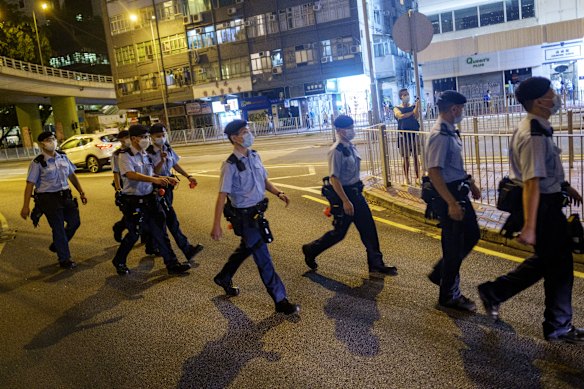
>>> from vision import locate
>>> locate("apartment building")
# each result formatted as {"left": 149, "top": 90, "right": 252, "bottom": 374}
{"left": 102, "top": 0, "right": 411, "bottom": 129}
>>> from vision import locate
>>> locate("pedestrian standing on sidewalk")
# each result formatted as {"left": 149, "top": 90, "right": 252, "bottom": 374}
{"left": 426, "top": 91, "right": 482, "bottom": 312}
{"left": 393, "top": 89, "right": 421, "bottom": 185}
{"left": 20, "top": 131, "right": 87, "bottom": 269}
{"left": 112, "top": 124, "right": 191, "bottom": 276}
{"left": 478, "top": 77, "right": 584, "bottom": 344}
{"left": 210, "top": 119, "right": 299, "bottom": 315}
{"left": 302, "top": 115, "right": 398, "bottom": 276}
{"left": 112, "top": 130, "right": 130, "bottom": 243}
{"left": 148, "top": 123, "right": 204, "bottom": 262}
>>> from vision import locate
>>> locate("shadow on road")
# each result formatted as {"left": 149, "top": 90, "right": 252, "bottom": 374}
{"left": 24, "top": 265, "right": 170, "bottom": 350}
{"left": 303, "top": 271, "right": 384, "bottom": 357}
{"left": 446, "top": 312, "right": 584, "bottom": 387}
{"left": 177, "top": 297, "right": 287, "bottom": 389}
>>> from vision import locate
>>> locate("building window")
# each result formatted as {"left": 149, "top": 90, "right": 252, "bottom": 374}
{"left": 479, "top": 2, "right": 504, "bottom": 26}
{"left": 521, "top": 0, "right": 535, "bottom": 18}
{"left": 315, "top": 0, "right": 350, "bottom": 24}
{"left": 294, "top": 44, "right": 317, "bottom": 66}
{"left": 117, "top": 77, "right": 140, "bottom": 96}
{"left": 221, "top": 57, "right": 250, "bottom": 79}
{"left": 505, "top": 0, "right": 520, "bottom": 21}
{"left": 246, "top": 14, "right": 268, "bottom": 38}
{"left": 279, "top": 3, "right": 316, "bottom": 32}
{"left": 136, "top": 41, "right": 159, "bottom": 62}
{"left": 193, "top": 63, "right": 220, "bottom": 84}
{"left": 166, "top": 66, "right": 192, "bottom": 88}
{"left": 216, "top": 19, "right": 245, "bottom": 44}
{"left": 440, "top": 11, "right": 453, "bottom": 33}
{"left": 250, "top": 51, "right": 274, "bottom": 75}
{"left": 161, "top": 33, "right": 187, "bottom": 55}
{"left": 156, "top": 1, "right": 184, "bottom": 21}
{"left": 320, "top": 36, "right": 355, "bottom": 62}
{"left": 428, "top": 14, "right": 440, "bottom": 34}
{"left": 185, "top": 0, "right": 211, "bottom": 15}
{"left": 140, "top": 73, "right": 161, "bottom": 91}
{"left": 187, "top": 26, "right": 216, "bottom": 49}
{"left": 110, "top": 14, "right": 130, "bottom": 35}
{"left": 454, "top": 7, "right": 478, "bottom": 31}
{"left": 114, "top": 45, "right": 135, "bottom": 66}
{"left": 373, "top": 41, "right": 390, "bottom": 57}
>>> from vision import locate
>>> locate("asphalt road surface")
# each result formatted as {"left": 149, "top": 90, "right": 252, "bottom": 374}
{"left": 1, "top": 134, "right": 583, "bottom": 389}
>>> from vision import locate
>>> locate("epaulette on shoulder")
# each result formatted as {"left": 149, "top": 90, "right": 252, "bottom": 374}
{"left": 335, "top": 143, "right": 351, "bottom": 157}
{"left": 226, "top": 153, "right": 246, "bottom": 172}
{"left": 56, "top": 150, "right": 67, "bottom": 155}
{"left": 530, "top": 119, "right": 551, "bottom": 137}
{"left": 33, "top": 154, "right": 47, "bottom": 167}
{"left": 439, "top": 123, "right": 454, "bottom": 136}
{"left": 119, "top": 148, "right": 133, "bottom": 156}
{"left": 146, "top": 145, "right": 156, "bottom": 155}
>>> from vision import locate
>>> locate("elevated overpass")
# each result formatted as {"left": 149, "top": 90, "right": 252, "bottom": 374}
{"left": 0, "top": 56, "right": 116, "bottom": 141}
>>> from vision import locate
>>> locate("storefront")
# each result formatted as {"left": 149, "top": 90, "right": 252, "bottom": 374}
{"left": 542, "top": 40, "right": 583, "bottom": 103}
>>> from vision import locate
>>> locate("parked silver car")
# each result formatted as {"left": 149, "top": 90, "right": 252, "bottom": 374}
{"left": 59, "top": 133, "right": 120, "bottom": 173}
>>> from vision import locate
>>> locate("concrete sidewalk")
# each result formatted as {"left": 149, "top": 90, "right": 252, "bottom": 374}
{"left": 362, "top": 177, "right": 584, "bottom": 264}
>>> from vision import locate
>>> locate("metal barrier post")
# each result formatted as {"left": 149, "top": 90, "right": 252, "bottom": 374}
{"left": 568, "top": 110, "right": 574, "bottom": 170}
{"left": 182, "top": 130, "right": 188, "bottom": 144}
{"left": 379, "top": 124, "right": 391, "bottom": 187}
{"left": 201, "top": 127, "right": 206, "bottom": 143}
{"left": 473, "top": 117, "right": 481, "bottom": 179}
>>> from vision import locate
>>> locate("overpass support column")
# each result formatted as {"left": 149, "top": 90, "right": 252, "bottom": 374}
{"left": 15, "top": 104, "right": 43, "bottom": 146}
{"left": 51, "top": 96, "right": 79, "bottom": 140}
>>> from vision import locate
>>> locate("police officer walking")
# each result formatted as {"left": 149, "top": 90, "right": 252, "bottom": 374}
{"left": 112, "top": 124, "right": 191, "bottom": 275}
{"left": 302, "top": 115, "right": 398, "bottom": 275}
{"left": 148, "top": 123, "right": 204, "bottom": 261}
{"left": 478, "top": 77, "right": 584, "bottom": 343}
{"left": 20, "top": 131, "right": 87, "bottom": 269}
{"left": 426, "top": 91, "right": 482, "bottom": 312}
{"left": 210, "top": 119, "right": 299, "bottom": 315}
{"left": 112, "top": 129, "right": 130, "bottom": 243}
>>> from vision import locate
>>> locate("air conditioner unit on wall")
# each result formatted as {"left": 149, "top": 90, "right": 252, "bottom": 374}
{"left": 183, "top": 15, "right": 191, "bottom": 24}
{"left": 350, "top": 45, "right": 361, "bottom": 54}
{"left": 227, "top": 7, "right": 237, "bottom": 16}
{"left": 244, "top": 20, "right": 252, "bottom": 27}
{"left": 321, "top": 56, "right": 330, "bottom": 63}
{"left": 192, "top": 13, "right": 202, "bottom": 23}
{"left": 258, "top": 51, "right": 266, "bottom": 57}
{"left": 313, "top": 4, "right": 321, "bottom": 11}
{"left": 235, "top": 0, "right": 244, "bottom": 4}
{"left": 268, "top": 14, "right": 277, "bottom": 22}
{"left": 272, "top": 67, "right": 282, "bottom": 75}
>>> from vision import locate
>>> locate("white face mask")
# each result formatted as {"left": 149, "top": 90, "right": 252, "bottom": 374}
{"left": 42, "top": 140, "right": 57, "bottom": 152}
{"left": 401, "top": 96, "right": 410, "bottom": 104}
{"left": 344, "top": 128, "right": 355, "bottom": 141}
{"left": 541, "top": 94, "right": 562, "bottom": 115}
{"left": 138, "top": 138, "right": 150, "bottom": 150}
{"left": 241, "top": 132, "right": 254, "bottom": 148}
{"left": 154, "top": 136, "right": 166, "bottom": 146}
{"left": 453, "top": 114, "right": 464, "bottom": 124}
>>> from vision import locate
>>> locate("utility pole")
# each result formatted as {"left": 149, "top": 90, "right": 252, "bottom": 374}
{"left": 360, "top": 0, "right": 381, "bottom": 124}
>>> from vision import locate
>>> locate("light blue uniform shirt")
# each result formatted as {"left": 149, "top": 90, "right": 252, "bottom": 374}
{"left": 328, "top": 141, "right": 361, "bottom": 186}
{"left": 219, "top": 149, "right": 268, "bottom": 208}
{"left": 425, "top": 118, "right": 468, "bottom": 184}
{"left": 149, "top": 144, "right": 180, "bottom": 177}
{"left": 510, "top": 113, "right": 564, "bottom": 194}
{"left": 26, "top": 151, "right": 76, "bottom": 193}
{"left": 118, "top": 146, "right": 154, "bottom": 196}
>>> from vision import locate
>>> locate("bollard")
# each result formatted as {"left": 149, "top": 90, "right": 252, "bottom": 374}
{"left": 473, "top": 117, "right": 481, "bottom": 180}
{"left": 379, "top": 124, "right": 391, "bottom": 188}
{"left": 568, "top": 110, "right": 574, "bottom": 170}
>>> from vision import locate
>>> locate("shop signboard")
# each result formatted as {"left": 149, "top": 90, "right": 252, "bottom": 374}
{"left": 460, "top": 54, "right": 497, "bottom": 73}
{"left": 544, "top": 42, "right": 582, "bottom": 62}
{"left": 186, "top": 102, "right": 212, "bottom": 115}
{"left": 304, "top": 81, "right": 326, "bottom": 96}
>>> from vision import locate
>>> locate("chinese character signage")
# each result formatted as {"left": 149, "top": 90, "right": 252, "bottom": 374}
{"left": 304, "top": 81, "right": 326, "bottom": 96}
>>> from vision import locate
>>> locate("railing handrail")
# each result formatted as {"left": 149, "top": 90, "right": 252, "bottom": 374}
{"left": 0, "top": 55, "right": 113, "bottom": 84}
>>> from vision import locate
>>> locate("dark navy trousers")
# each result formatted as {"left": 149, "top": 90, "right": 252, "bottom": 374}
{"left": 217, "top": 224, "right": 287, "bottom": 303}
{"left": 114, "top": 195, "right": 177, "bottom": 266}
{"left": 480, "top": 194, "right": 574, "bottom": 338}
{"left": 162, "top": 187, "right": 191, "bottom": 257}
{"left": 304, "top": 190, "right": 385, "bottom": 270}
{"left": 37, "top": 191, "right": 80, "bottom": 263}
{"left": 430, "top": 195, "right": 480, "bottom": 303}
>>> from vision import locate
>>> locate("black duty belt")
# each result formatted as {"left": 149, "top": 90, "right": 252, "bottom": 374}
{"left": 36, "top": 189, "right": 72, "bottom": 197}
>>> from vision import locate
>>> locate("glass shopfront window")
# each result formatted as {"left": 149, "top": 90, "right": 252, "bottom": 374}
{"left": 441, "top": 11, "right": 453, "bottom": 33}
{"left": 505, "top": 0, "right": 520, "bottom": 21}
{"left": 480, "top": 2, "right": 504, "bottom": 26}
{"left": 455, "top": 7, "right": 478, "bottom": 31}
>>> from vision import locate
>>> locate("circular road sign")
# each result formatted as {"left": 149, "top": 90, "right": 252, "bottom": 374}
{"left": 392, "top": 11, "right": 434, "bottom": 53}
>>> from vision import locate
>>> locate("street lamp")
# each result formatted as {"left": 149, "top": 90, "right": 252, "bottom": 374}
{"left": 32, "top": 2, "right": 48, "bottom": 69}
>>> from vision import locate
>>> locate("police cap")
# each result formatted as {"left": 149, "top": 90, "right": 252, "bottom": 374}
{"left": 149, "top": 123, "right": 167, "bottom": 135}
{"left": 333, "top": 115, "right": 354, "bottom": 129}
{"left": 117, "top": 130, "right": 129, "bottom": 139}
{"left": 515, "top": 77, "right": 551, "bottom": 105}
{"left": 224, "top": 119, "right": 247, "bottom": 136}
{"left": 436, "top": 90, "right": 467, "bottom": 109}
{"left": 128, "top": 124, "right": 149, "bottom": 137}
{"left": 37, "top": 131, "right": 55, "bottom": 142}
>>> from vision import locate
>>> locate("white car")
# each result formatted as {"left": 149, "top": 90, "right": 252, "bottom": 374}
{"left": 59, "top": 133, "right": 120, "bottom": 173}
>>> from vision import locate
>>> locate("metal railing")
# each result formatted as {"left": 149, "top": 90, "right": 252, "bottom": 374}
{"left": 0, "top": 55, "right": 113, "bottom": 84}
{"left": 361, "top": 110, "right": 584, "bottom": 217}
